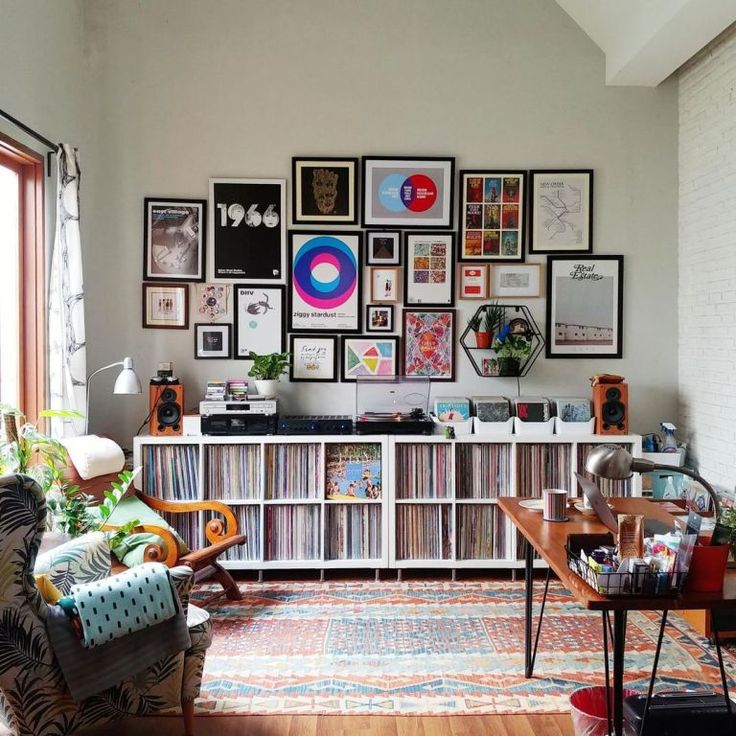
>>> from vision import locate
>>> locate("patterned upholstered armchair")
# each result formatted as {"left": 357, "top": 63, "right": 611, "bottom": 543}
{"left": 0, "top": 474, "right": 212, "bottom": 736}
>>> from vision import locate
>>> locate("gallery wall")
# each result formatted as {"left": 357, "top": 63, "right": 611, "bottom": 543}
{"left": 74, "top": 0, "right": 678, "bottom": 443}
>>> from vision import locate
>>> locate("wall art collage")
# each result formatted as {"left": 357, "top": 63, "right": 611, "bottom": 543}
{"left": 140, "top": 158, "right": 622, "bottom": 381}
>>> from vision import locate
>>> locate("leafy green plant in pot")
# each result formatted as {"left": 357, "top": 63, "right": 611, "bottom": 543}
{"left": 718, "top": 506, "right": 736, "bottom": 562}
{"left": 466, "top": 312, "right": 485, "bottom": 348}
{"left": 477, "top": 301, "right": 505, "bottom": 349}
{"left": 492, "top": 326, "right": 532, "bottom": 377}
{"left": 247, "top": 351, "right": 291, "bottom": 396}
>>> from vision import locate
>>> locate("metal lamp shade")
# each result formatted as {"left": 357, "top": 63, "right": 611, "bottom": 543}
{"left": 584, "top": 444, "right": 635, "bottom": 480}
{"left": 112, "top": 357, "right": 142, "bottom": 395}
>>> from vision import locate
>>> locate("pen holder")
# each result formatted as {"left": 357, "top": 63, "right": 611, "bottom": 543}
{"left": 684, "top": 544, "right": 729, "bottom": 593}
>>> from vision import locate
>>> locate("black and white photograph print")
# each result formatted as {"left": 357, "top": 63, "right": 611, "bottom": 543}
{"left": 366, "top": 231, "right": 401, "bottom": 265}
{"left": 234, "top": 285, "right": 285, "bottom": 359}
{"left": 144, "top": 198, "right": 206, "bottom": 281}
{"left": 194, "top": 323, "right": 232, "bottom": 359}
{"left": 546, "top": 255, "right": 623, "bottom": 359}
{"left": 209, "top": 178, "right": 286, "bottom": 283}
{"left": 366, "top": 304, "right": 394, "bottom": 333}
{"left": 292, "top": 157, "right": 359, "bottom": 224}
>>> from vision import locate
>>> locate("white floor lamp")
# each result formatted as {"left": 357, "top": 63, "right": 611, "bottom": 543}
{"left": 85, "top": 357, "right": 142, "bottom": 434}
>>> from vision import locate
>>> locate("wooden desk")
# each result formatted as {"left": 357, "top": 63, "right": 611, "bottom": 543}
{"left": 499, "top": 497, "right": 736, "bottom": 736}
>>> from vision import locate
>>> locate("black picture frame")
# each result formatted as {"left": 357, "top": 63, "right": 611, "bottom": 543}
{"left": 528, "top": 169, "right": 594, "bottom": 255}
{"left": 233, "top": 285, "right": 286, "bottom": 359}
{"left": 340, "top": 335, "right": 400, "bottom": 382}
{"left": 545, "top": 255, "right": 623, "bottom": 359}
{"left": 143, "top": 197, "right": 206, "bottom": 282}
{"left": 366, "top": 230, "right": 401, "bottom": 265}
{"left": 362, "top": 156, "right": 455, "bottom": 229}
{"left": 289, "top": 334, "right": 339, "bottom": 382}
{"left": 291, "top": 157, "right": 359, "bottom": 225}
{"left": 365, "top": 304, "right": 395, "bottom": 333}
{"left": 457, "top": 170, "right": 526, "bottom": 263}
{"left": 288, "top": 230, "right": 363, "bottom": 334}
{"left": 194, "top": 322, "right": 232, "bottom": 359}
{"left": 403, "top": 231, "right": 456, "bottom": 307}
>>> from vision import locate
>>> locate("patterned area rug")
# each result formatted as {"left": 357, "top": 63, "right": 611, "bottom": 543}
{"left": 193, "top": 580, "right": 736, "bottom": 715}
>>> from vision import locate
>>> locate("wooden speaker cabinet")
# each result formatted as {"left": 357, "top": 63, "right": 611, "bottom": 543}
{"left": 149, "top": 383, "right": 184, "bottom": 436}
{"left": 593, "top": 382, "right": 628, "bottom": 435}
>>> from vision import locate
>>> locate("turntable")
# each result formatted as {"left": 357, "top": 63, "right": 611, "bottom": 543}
{"left": 354, "top": 376, "right": 433, "bottom": 435}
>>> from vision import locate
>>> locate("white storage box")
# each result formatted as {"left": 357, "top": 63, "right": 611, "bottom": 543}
{"left": 641, "top": 450, "right": 685, "bottom": 467}
{"left": 430, "top": 414, "right": 473, "bottom": 436}
{"left": 513, "top": 417, "right": 555, "bottom": 436}
{"left": 554, "top": 417, "right": 595, "bottom": 435}
{"left": 473, "top": 416, "right": 514, "bottom": 436}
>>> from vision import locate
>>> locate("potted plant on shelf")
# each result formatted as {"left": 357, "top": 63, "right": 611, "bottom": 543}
{"left": 247, "top": 351, "right": 290, "bottom": 396}
{"left": 466, "top": 312, "right": 485, "bottom": 348}
{"left": 481, "top": 301, "right": 505, "bottom": 348}
{"left": 492, "top": 325, "right": 532, "bottom": 377}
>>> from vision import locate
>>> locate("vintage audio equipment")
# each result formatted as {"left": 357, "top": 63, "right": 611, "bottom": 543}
{"left": 623, "top": 692, "right": 736, "bottom": 735}
{"left": 278, "top": 415, "right": 354, "bottom": 435}
{"left": 149, "top": 383, "right": 184, "bottom": 436}
{"left": 183, "top": 415, "right": 202, "bottom": 436}
{"left": 593, "top": 381, "right": 628, "bottom": 434}
{"left": 150, "top": 361, "right": 178, "bottom": 384}
{"left": 201, "top": 413, "right": 277, "bottom": 436}
{"left": 355, "top": 408, "right": 433, "bottom": 435}
{"left": 199, "top": 399, "right": 277, "bottom": 416}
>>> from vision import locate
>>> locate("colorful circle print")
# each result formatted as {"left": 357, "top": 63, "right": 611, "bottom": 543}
{"left": 293, "top": 235, "right": 358, "bottom": 309}
{"left": 378, "top": 173, "right": 438, "bottom": 213}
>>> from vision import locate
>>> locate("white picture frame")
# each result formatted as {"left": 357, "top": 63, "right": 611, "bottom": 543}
{"left": 403, "top": 232, "right": 455, "bottom": 307}
{"left": 490, "top": 264, "right": 542, "bottom": 298}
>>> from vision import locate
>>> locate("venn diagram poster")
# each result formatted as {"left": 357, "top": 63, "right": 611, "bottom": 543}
{"left": 363, "top": 158, "right": 454, "bottom": 228}
{"left": 289, "top": 232, "right": 362, "bottom": 333}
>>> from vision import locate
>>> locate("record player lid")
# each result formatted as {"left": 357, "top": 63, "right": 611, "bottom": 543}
{"left": 355, "top": 376, "right": 430, "bottom": 420}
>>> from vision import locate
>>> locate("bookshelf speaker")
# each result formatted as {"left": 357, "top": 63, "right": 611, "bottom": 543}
{"left": 149, "top": 384, "right": 184, "bottom": 436}
{"left": 593, "top": 382, "right": 628, "bottom": 435}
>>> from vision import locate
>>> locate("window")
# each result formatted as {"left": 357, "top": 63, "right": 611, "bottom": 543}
{"left": 0, "top": 133, "right": 45, "bottom": 418}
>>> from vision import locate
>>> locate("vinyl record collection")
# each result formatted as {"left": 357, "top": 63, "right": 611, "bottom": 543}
{"left": 455, "top": 443, "right": 512, "bottom": 499}
{"left": 205, "top": 444, "right": 261, "bottom": 500}
{"left": 516, "top": 443, "right": 572, "bottom": 497}
{"left": 396, "top": 504, "right": 452, "bottom": 560}
{"left": 577, "top": 443, "right": 634, "bottom": 497}
{"left": 265, "top": 443, "right": 321, "bottom": 500}
{"left": 215, "top": 506, "right": 261, "bottom": 561}
{"left": 143, "top": 444, "right": 199, "bottom": 500}
{"left": 395, "top": 444, "right": 452, "bottom": 499}
{"left": 266, "top": 504, "right": 320, "bottom": 560}
{"left": 326, "top": 505, "right": 381, "bottom": 560}
{"left": 457, "top": 505, "right": 512, "bottom": 560}
{"left": 160, "top": 510, "right": 200, "bottom": 551}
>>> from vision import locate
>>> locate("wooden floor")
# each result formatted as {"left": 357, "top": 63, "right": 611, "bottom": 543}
{"left": 78, "top": 714, "right": 575, "bottom": 735}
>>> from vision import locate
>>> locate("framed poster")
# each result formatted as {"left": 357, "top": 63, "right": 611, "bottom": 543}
{"left": 194, "top": 283, "right": 230, "bottom": 321}
{"left": 208, "top": 178, "right": 286, "bottom": 283}
{"left": 402, "top": 309, "right": 456, "bottom": 381}
{"left": 143, "top": 198, "right": 206, "bottom": 282}
{"left": 289, "top": 335, "right": 338, "bottom": 382}
{"left": 362, "top": 156, "right": 455, "bottom": 228}
{"left": 142, "top": 283, "right": 189, "bottom": 329}
{"left": 529, "top": 170, "right": 593, "bottom": 254}
{"left": 458, "top": 170, "right": 526, "bottom": 262}
{"left": 233, "top": 285, "right": 285, "bottom": 358}
{"left": 292, "top": 157, "right": 358, "bottom": 224}
{"left": 369, "top": 267, "right": 400, "bottom": 303}
{"left": 546, "top": 255, "right": 623, "bottom": 359}
{"left": 404, "top": 232, "right": 455, "bottom": 307}
{"left": 490, "top": 264, "right": 542, "bottom": 298}
{"left": 366, "top": 231, "right": 401, "bottom": 265}
{"left": 458, "top": 264, "right": 489, "bottom": 300}
{"left": 194, "top": 323, "right": 231, "bottom": 359}
{"left": 289, "top": 231, "right": 362, "bottom": 333}
{"left": 341, "top": 336, "right": 400, "bottom": 381}
{"left": 366, "top": 304, "right": 394, "bottom": 333}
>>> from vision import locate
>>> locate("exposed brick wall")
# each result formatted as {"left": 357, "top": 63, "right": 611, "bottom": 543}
{"left": 679, "top": 24, "right": 736, "bottom": 495}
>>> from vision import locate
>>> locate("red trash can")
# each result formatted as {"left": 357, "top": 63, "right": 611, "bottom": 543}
{"left": 570, "top": 686, "right": 637, "bottom": 736}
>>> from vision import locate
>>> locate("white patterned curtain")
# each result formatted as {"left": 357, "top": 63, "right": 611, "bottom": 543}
{"left": 48, "top": 144, "right": 86, "bottom": 437}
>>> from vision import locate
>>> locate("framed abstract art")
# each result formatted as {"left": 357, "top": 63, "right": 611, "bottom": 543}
{"left": 292, "top": 157, "right": 359, "bottom": 225}
{"left": 402, "top": 309, "right": 456, "bottom": 381}
{"left": 366, "top": 231, "right": 401, "bottom": 265}
{"left": 340, "top": 336, "right": 399, "bottom": 381}
{"left": 403, "top": 232, "right": 455, "bottom": 307}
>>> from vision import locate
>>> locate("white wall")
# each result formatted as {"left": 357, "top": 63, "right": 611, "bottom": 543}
{"left": 678, "top": 24, "right": 736, "bottom": 494}
{"left": 22, "top": 0, "right": 679, "bottom": 445}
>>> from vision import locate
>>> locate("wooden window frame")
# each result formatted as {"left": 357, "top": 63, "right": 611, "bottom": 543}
{"left": 0, "top": 132, "right": 46, "bottom": 421}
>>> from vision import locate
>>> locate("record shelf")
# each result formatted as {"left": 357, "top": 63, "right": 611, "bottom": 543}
{"left": 133, "top": 433, "right": 642, "bottom": 574}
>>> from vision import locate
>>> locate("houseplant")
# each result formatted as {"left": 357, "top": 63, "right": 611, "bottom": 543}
{"left": 466, "top": 312, "right": 484, "bottom": 348}
{"left": 479, "top": 301, "right": 505, "bottom": 348}
{"left": 247, "top": 351, "right": 291, "bottom": 395}
{"left": 492, "top": 325, "right": 532, "bottom": 377}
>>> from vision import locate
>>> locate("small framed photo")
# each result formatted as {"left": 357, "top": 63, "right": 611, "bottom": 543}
{"left": 366, "top": 304, "right": 394, "bottom": 333}
{"left": 369, "top": 267, "right": 400, "bottom": 303}
{"left": 144, "top": 198, "right": 206, "bottom": 282}
{"left": 402, "top": 309, "right": 456, "bottom": 381}
{"left": 366, "top": 231, "right": 401, "bottom": 265}
{"left": 142, "top": 283, "right": 189, "bottom": 329}
{"left": 490, "top": 264, "right": 542, "bottom": 298}
{"left": 458, "top": 170, "right": 526, "bottom": 262}
{"left": 529, "top": 170, "right": 593, "bottom": 254}
{"left": 289, "top": 334, "right": 338, "bottom": 382}
{"left": 341, "top": 336, "right": 400, "bottom": 381}
{"left": 234, "top": 285, "right": 285, "bottom": 359}
{"left": 458, "top": 264, "right": 489, "bottom": 300}
{"left": 404, "top": 232, "right": 455, "bottom": 307}
{"left": 546, "top": 255, "right": 623, "bottom": 358}
{"left": 292, "top": 157, "right": 359, "bottom": 224}
{"left": 362, "top": 156, "right": 455, "bottom": 228}
{"left": 194, "top": 323, "right": 231, "bottom": 359}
